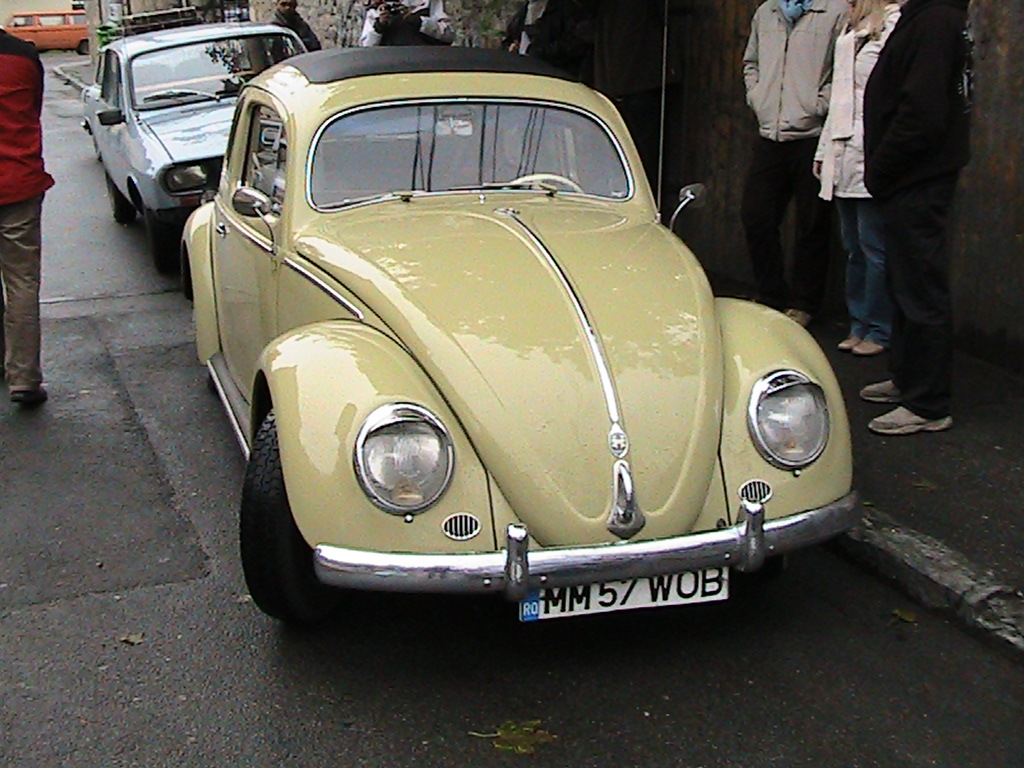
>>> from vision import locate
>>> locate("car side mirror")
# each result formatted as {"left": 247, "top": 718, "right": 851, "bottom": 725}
{"left": 667, "top": 183, "right": 707, "bottom": 233}
{"left": 97, "top": 108, "right": 125, "bottom": 126}
{"left": 231, "top": 186, "right": 273, "bottom": 218}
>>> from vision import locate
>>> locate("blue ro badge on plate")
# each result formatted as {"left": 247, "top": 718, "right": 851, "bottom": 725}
{"left": 518, "top": 567, "right": 729, "bottom": 622}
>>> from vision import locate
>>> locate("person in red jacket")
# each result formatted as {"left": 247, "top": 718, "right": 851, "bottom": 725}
{"left": 0, "top": 29, "right": 54, "bottom": 406}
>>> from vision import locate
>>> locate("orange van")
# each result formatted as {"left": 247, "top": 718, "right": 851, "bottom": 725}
{"left": 3, "top": 10, "right": 89, "bottom": 54}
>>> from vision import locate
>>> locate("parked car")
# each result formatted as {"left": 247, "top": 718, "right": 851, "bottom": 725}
{"left": 81, "top": 23, "right": 304, "bottom": 273}
{"left": 183, "top": 47, "right": 860, "bottom": 626}
{"left": 3, "top": 10, "right": 88, "bottom": 54}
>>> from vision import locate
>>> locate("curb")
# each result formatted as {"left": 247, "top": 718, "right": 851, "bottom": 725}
{"left": 53, "top": 64, "right": 89, "bottom": 92}
{"left": 834, "top": 510, "right": 1024, "bottom": 659}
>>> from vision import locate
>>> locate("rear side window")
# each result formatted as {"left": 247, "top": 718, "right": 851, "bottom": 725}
{"left": 39, "top": 15, "right": 65, "bottom": 27}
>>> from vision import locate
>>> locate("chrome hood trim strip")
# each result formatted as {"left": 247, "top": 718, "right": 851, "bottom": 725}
{"left": 494, "top": 207, "right": 624, "bottom": 434}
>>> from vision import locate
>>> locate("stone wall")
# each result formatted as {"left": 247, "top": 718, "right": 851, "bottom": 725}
{"left": 245, "top": 0, "right": 517, "bottom": 48}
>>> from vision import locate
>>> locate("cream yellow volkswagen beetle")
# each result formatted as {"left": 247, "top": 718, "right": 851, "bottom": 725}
{"left": 183, "top": 46, "right": 859, "bottom": 625}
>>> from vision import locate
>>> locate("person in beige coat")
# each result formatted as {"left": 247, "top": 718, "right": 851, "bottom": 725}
{"left": 815, "top": 0, "right": 901, "bottom": 357}
{"left": 741, "top": 0, "right": 847, "bottom": 328}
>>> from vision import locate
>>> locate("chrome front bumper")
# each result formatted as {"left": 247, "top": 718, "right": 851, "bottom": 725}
{"left": 313, "top": 491, "right": 860, "bottom": 600}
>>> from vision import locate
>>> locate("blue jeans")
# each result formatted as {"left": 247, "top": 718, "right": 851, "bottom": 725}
{"left": 836, "top": 197, "right": 891, "bottom": 345}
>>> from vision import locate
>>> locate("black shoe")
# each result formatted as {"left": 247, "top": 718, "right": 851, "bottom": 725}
{"left": 10, "top": 386, "right": 48, "bottom": 407}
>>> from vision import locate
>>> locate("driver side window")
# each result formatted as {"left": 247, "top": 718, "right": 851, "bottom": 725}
{"left": 243, "top": 104, "right": 287, "bottom": 213}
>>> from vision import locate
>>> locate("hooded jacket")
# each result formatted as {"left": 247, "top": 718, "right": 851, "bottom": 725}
{"left": 743, "top": 0, "right": 848, "bottom": 141}
{"left": 0, "top": 30, "right": 54, "bottom": 206}
{"left": 863, "top": 0, "right": 971, "bottom": 198}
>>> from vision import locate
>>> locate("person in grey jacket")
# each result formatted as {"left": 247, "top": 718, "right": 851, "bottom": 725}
{"left": 741, "top": 0, "right": 847, "bottom": 327}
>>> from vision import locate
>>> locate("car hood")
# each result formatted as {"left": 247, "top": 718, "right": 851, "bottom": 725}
{"left": 294, "top": 197, "right": 723, "bottom": 545}
{"left": 139, "top": 101, "right": 234, "bottom": 162}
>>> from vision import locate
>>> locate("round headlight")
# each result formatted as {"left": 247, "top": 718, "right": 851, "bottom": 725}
{"left": 355, "top": 404, "right": 454, "bottom": 514}
{"left": 748, "top": 370, "right": 829, "bottom": 469}
{"left": 165, "top": 164, "right": 208, "bottom": 193}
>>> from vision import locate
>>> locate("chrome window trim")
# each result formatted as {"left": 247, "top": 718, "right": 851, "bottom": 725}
{"left": 747, "top": 369, "right": 830, "bottom": 470}
{"left": 214, "top": 197, "right": 274, "bottom": 255}
{"left": 283, "top": 257, "right": 365, "bottom": 321}
{"left": 353, "top": 402, "right": 455, "bottom": 515}
{"left": 304, "top": 97, "right": 635, "bottom": 212}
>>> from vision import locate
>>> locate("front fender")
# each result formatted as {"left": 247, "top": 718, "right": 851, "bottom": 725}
{"left": 260, "top": 321, "right": 495, "bottom": 554}
{"left": 716, "top": 298, "right": 853, "bottom": 522}
{"left": 183, "top": 202, "right": 219, "bottom": 363}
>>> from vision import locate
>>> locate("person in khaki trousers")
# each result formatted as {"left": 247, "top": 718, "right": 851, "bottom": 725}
{"left": 0, "top": 29, "right": 54, "bottom": 406}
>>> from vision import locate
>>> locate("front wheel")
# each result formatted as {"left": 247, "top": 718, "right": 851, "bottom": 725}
{"left": 143, "top": 208, "right": 181, "bottom": 275}
{"left": 240, "top": 411, "right": 341, "bottom": 625}
{"left": 105, "top": 173, "right": 136, "bottom": 224}
{"left": 180, "top": 245, "right": 194, "bottom": 301}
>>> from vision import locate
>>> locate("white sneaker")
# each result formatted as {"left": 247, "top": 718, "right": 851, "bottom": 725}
{"left": 859, "top": 379, "right": 901, "bottom": 404}
{"left": 868, "top": 406, "right": 953, "bottom": 436}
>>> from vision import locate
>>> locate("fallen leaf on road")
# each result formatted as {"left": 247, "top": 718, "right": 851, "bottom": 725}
{"left": 911, "top": 478, "right": 937, "bottom": 491}
{"left": 890, "top": 608, "right": 918, "bottom": 624}
{"left": 119, "top": 632, "right": 145, "bottom": 645}
{"left": 470, "top": 720, "right": 557, "bottom": 754}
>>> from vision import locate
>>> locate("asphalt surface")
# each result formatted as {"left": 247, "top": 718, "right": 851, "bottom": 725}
{"left": 45, "top": 53, "right": 1024, "bottom": 659}
{"left": 1, "top": 52, "right": 1021, "bottom": 768}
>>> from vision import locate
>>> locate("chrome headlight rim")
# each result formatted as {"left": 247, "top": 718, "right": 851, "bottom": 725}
{"left": 747, "top": 369, "right": 830, "bottom": 470}
{"left": 354, "top": 403, "right": 455, "bottom": 515}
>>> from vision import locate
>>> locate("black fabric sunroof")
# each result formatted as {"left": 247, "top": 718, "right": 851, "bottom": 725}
{"left": 284, "top": 46, "right": 576, "bottom": 85}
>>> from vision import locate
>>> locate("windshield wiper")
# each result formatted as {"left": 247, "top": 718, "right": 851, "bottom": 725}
{"left": 449, "top": 180, "right": 559, "bottom": 194}
{"left": 141, "top": 88, "right": 220, "bottom": 104}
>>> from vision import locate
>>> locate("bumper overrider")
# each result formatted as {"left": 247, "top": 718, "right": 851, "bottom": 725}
{"left": 313, "top": 491, "right": 860, "bottom": 600}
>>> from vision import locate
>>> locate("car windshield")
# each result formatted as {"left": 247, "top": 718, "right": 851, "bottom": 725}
{"left": 131, "top": 34, "right": 301, "bottom": 109}
{"left": 309, "top": 101, "right": 631, "bottom": 207}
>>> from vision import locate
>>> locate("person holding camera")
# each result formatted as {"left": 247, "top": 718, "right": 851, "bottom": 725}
{"left": 359, "top": 0, "right": 455, "bottom": 47}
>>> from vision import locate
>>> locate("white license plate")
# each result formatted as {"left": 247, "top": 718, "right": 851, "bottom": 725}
{"left": 518, "top": 567, "right": 729, "bottom": 622}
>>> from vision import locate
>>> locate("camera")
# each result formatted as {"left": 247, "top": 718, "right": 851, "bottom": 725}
{"left": 381, "top": 1, "right": 405, "bottom": 15}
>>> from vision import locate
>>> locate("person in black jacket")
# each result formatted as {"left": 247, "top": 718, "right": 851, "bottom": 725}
{"left": 271, "top": 0, "right": 322, "bottom": 51}
{"left": 858, "top": 0, "right": 971, "bottom": 435}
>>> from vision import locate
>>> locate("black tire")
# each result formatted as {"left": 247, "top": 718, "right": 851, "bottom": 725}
{"left": 76, "top": 39, "right": 89, "bottom": 55}
{"left": 105, "top": 173, "right": 136, "bottom": 224}
{"left": 240, "top": 412, "right": 341, "bottom": 624}
{"left": 180, "top": 245, "right": 194, "bottom": 301}
{"left": 144, "top": 208, "right": 181, "bottom": 275}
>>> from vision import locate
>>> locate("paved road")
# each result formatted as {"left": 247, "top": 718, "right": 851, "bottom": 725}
{"left": 1, "top": 52, "right": 1022, "bottom": 768}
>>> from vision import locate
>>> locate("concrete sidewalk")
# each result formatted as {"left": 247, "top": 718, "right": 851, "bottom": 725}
{"left": 52, "top": 57, "right": 1024, "bottom": 658}
{"left": 815, "top": 316, "right": 1024, "bottom": 657}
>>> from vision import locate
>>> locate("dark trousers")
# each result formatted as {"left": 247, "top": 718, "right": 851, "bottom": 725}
{"left": 879, "top": 177, "right": 958, "bottom": 420}
{"left": 741, "top": 136, "right": 833, "bottom": 313}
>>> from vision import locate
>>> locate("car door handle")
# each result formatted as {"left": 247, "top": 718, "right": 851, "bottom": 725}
{"left": 215, "top": 222, "right": 228, "bottom": 237}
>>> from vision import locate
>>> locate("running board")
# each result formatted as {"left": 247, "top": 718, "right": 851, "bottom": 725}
{"left": 207, "top": 353, "right": 252, "bottom": 459}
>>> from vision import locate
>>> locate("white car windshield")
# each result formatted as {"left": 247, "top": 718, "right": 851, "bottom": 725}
{"left": 131, "top": 34, "right": 301, "bottom": 108}
{"left": 309, "top": 101, "right": 631, "bottom": 207}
